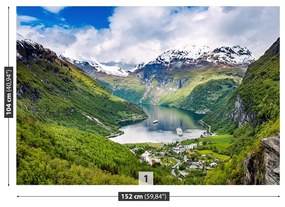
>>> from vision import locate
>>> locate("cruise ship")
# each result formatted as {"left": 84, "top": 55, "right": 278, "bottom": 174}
{"left": 176, "top": 127, "right": 183, "bottom": 136}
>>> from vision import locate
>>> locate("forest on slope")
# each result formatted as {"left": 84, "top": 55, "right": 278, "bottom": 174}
{"left": 16, "top": 37, "right": 280, "bottom": 185}
{"left": 204, "top": 38, "right": 280, "bottom": 184}
{"left": 16, "top": 39, "right": 166, "bottom": 184}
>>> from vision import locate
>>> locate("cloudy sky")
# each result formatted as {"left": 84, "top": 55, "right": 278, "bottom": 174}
{"left": 17, "top": 6, "right": 279, "bottom": 66}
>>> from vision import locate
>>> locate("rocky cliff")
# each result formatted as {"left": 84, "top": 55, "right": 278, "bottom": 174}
{"left": 210, "top": 37, "right": 280, "bottom": 133}
{"left": 204, "top": 38, "right": 280, "bottom": 185}
{"left": 232, "top": 95, "right": 257, "bottom": 127}
{"left": 243, "top": 136, "right": 280, "bottom": 185}
{"left": 17, "top": 34, "right": 57, "bottom": 63}
{"left": 238, "top": 38, "right": 280, "bottom": 185}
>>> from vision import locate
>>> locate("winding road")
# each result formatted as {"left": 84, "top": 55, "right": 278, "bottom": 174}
{"left": 171, "top": 157, "right": 181, "bottom": 176}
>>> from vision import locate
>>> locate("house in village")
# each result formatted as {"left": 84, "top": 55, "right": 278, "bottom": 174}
{"left": 150, "top": 158, "right": 161, "bottom": 165}
{"left": 183, "top": 155, "right": 189, "bottom": 162}
{"left": 140, "top": 151, "right": 161, "bottom": 166}
{"left": 140, "top": 151, "right": 151, "bottom": 163}
{"left": 210, "top": 162, "right": 218, "bottom": 167}
{"left": 179, "top": 171, "right": 189, "bottom": 177}
{"left": 187, "top": 165, "right": 198, "bottom": 171}
{"left": 172, "top": 143, "right": 198, "bottom": 154}
{"left": 185, "top": 143, "right": 197, "bottom": 150}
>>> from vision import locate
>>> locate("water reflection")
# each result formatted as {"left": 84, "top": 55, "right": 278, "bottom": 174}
{"left": 112, "top": 105, "right": 206, "bottom": 143}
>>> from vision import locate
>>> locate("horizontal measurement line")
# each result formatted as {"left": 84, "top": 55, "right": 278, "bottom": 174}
{"left": 18, "top": 195, "right": 280, "bottom": 198}
{"left": 171, "top": 195, "right": 280, "bottom": 198}
{"left": 18, "top": 196, "right": 117, "bottom": 198}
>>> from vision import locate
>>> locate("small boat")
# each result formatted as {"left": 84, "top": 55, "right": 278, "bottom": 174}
{"left": 176, "top": 127, "right": 183, "bottom": 136}
{"left": 153, "top": 120, "right": 158, "bottom": 124}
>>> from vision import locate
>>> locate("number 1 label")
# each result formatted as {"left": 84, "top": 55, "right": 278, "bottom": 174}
{"left": 139, "top": 172, "right": 153, "bottom": 185}
{"left": 144, "top": 175, "right": 148, "bottom": 182}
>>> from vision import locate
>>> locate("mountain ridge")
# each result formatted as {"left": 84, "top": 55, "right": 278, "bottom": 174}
{"left": 60, "top": 54, "right": 129, "bottom": 77}
{"left": 17, "top": 33, "right": 256, "bottom": 79}
{"left": 134, "top": 45, "right": 255, "bottom": 80}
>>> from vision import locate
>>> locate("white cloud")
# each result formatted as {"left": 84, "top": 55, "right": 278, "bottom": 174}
{"left": 17, "top": 15, "right": 37, "bottom": 23}
{"left": 42, "top": 7, "right": 65, "bottom": 14}
{"left": 17, "top": 7, "right": 280, "bottom": 66}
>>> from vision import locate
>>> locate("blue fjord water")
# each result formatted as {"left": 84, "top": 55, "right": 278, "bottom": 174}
{"left": 112, "top": 105, "right": 206, "bottom": 143}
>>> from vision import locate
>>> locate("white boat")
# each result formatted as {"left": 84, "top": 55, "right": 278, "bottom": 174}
{"left": 176, "top": 127, "right": 183, "bottom": 136}
{"left": 153, "top": 120, "right": 158, "bottom": 124}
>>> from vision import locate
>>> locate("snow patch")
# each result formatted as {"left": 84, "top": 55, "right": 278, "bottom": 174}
{"left": 148, "top": 45, "right": 255, "bottom": 67}
{"left": 17, "top": 33, "right": 38, "bottom": 49}
{"left": 131, "top": 62, "right": 145, "bottom": 72}
{"left": 60, "top": 54, "right": 129, "bottom": 77}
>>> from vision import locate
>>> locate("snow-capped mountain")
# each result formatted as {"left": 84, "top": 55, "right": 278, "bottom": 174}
{"left": 148, "top": 45, "right": 255, "bottom": 67}
{"left": 17, "top": 33, "right": 128, "bottom": 77}
{"left": 17, "top": 33, "right": 255, "bottom": 79}
{"left": 151, "top": 45, "right": 211, "bottom": 64}
{"left": 131, "top": 62, "right": 146, "bottom": 72}
{"left": 133, "top": 45, "right": 255, "bottom": 80}
{"left": 208, "top": 45, "right": 255, "bottom": 66}
{"left": 60, "top": 54, "right": 129, "bottom": 77}
{"left": 17, "top": 33, "right": 57, "bottom": 62}
{"left": 17, "top": 33, "right": 37, "bottom": 46}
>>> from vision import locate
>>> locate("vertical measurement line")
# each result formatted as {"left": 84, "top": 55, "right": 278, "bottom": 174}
{"left": 7, "top": 129, "right": 10, "bottom": 188}
{"left": 7, "top": 6, "right": 10, "bottom": 186}
{"left": 4, "top": 67, "right": 13, "bottom": 184}
{"left": 8, "top": 7, "right": 9, "bottom": 66}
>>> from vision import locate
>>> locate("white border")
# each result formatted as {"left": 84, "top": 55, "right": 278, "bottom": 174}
{"left": 0, "top": 1, "right": 283, "bottom": 207}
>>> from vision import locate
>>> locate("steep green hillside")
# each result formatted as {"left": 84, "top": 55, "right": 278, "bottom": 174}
{"left": 237, "top": 38, "right": 280, "bottom": 123}
{"left": 96, "top": 74, "right": 146, "bottom": 104}
{"left": 17, "top": 45, "right": 151, "bottom": 184}
{"left": 17, "top": 60, "right": 147, "bottom": 136}
{"left": 204, "top": 38, "right": 280, "bottom": 184}
{"left": 205, "top": 38, "right": 280, "bottom": 132}
{"left": 203, "top": 95, "right": 237, "bottom": 133}
{"left": 179, "top": 78, "right": 239, "bottom": 113}
{"left": 97, "top": 67, "right": 245, "bottom": 114}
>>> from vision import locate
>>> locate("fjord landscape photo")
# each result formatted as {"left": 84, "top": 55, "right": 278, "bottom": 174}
{"left": 16, "top": 6, "right": 280, "bottom": 185}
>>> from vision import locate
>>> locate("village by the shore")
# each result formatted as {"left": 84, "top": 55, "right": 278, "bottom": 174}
{"left": 128, "top": 131, "right": 222, "bottom": 180}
